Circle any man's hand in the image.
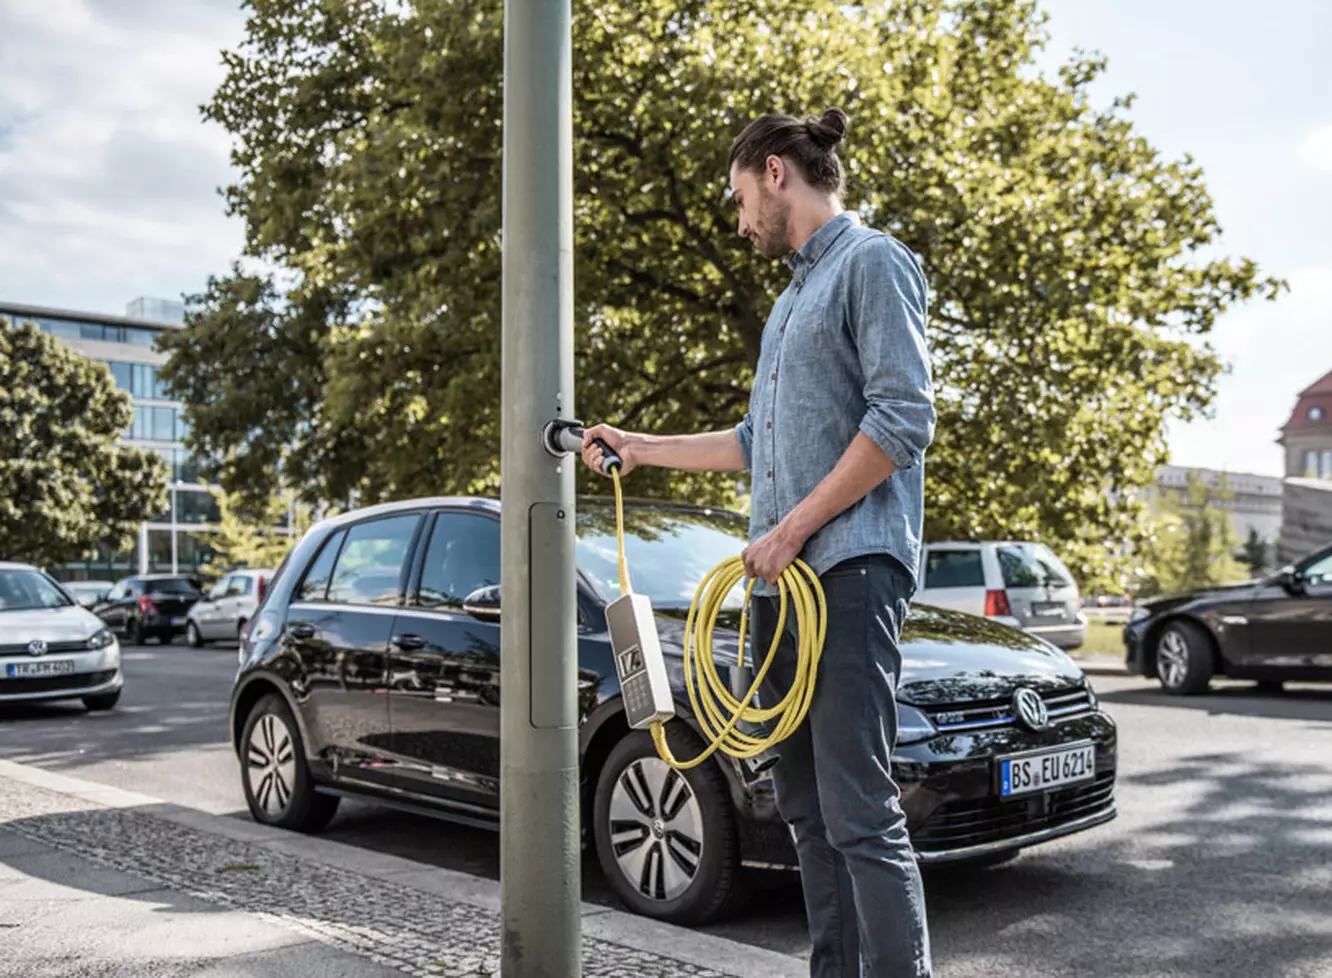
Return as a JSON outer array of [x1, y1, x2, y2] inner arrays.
[[581, 424, 639, 477], [741, 520, 809, 586]]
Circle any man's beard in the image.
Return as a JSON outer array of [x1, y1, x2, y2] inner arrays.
[[752, 189, 790, 259]]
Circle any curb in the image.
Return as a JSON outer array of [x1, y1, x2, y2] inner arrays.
[[0, 758, 805, 978]]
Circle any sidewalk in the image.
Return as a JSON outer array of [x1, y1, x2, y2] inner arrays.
[[0, 759, 804, 978]]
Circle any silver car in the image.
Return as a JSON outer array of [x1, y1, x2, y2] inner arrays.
[[916, 541, 1088, 649], [185, 569, 274, 647], [0, 562, 123, 710]]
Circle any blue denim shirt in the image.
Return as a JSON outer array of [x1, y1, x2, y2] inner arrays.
[[734, 211, 935, 595]]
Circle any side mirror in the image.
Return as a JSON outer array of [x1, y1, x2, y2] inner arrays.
[[462, 584, 501, 622], [1276, 566, 1301, 594]]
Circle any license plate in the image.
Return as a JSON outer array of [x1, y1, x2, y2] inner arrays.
[[1032, 602, 1065, 617], [5, 660, 75, 679], [999, 742, 1096, 797], [171, 616, 187, 626]]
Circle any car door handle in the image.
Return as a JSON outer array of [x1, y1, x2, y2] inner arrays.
[[392, 634, 426, 652], [288, 623, 315, 640]]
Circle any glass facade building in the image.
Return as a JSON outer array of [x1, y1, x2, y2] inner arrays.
[[1, 299, 220, 581]]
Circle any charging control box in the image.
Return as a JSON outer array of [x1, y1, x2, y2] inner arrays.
[[606, 593, 675, 729]]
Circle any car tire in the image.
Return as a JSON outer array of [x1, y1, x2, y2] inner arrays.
[[593, 728, 747, 926], [83, 690, 121, 712], [186, 622, 205, 648], [240, 693, 340, 832], [237, 619, 249, 642], [1155, 621, 1213, 695], [127, 618, 144, 647]]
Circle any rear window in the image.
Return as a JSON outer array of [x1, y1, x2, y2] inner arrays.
[[924, 549, 985, 589], [144, 578, 200, 595], [997, 544, 1074, 589]]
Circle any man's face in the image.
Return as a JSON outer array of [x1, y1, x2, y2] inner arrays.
[[730, 161, 790, 260]]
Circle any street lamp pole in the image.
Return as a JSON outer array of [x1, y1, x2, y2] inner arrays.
[[499, 0, 581, 971]]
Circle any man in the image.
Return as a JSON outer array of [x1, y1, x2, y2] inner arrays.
[[582, 107, 935, 978]]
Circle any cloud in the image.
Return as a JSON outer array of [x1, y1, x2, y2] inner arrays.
[[1299, 124, 1332, 173], [0, 0, 245, 315]]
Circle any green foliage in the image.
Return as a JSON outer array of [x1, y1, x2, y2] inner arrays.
[[1239, 527, 1269, 575], [0, 319, 169, 567], [1134, 473, 1249, 597], [163, 0, 1283, 584], [201, 487, 316, 580]]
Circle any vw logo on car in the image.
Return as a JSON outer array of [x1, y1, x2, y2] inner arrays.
[[27, 639, 48, 657], [1013, 687, 1049, 731]]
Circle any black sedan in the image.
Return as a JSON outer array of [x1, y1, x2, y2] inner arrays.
[[230, 496, 1117, 924], [1124, 542, 1332, 694], [92, 574, 204, 645]]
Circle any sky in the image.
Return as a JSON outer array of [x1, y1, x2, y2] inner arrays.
[[0, 0, 1329, 478]]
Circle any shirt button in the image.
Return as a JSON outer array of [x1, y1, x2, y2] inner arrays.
[[770, 372, 777, 381], [766, 471, 773, 479], [766, 421, 772, 429]]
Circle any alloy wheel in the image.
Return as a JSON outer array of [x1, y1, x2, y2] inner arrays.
[[246, 713, 297, 817], [608, 757, 705, 902], [1158, 630, 1190, 688]]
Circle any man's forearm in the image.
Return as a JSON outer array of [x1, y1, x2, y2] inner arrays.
[[627, 429, 747, 472], [783, 432, 897, 543]]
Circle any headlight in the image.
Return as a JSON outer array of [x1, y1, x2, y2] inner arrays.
[[1129, 607, 1151, 624], [1083, 677, 1099, 711], [896, 704, 938, 745], [87, 627, 115, 650]]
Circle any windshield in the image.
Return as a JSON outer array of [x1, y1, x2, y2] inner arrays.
[[576, 505, 750, 609], [146, 578, 201, 595], [0, 570, 74, 612], [997, 544, 1075, 589]]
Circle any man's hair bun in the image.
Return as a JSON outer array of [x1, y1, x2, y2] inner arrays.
[[806, 108, 849, 149]]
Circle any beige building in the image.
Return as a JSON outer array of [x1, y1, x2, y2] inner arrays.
[[1277, 368, 1332, 564], [1152, 464, 1283, 547]]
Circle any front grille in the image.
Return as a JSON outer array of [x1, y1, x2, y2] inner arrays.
[[924, 685, 1096, 733], [914, 770, 1115, 851], [0, 638, 93, 656], [0, 669, 117, 696]]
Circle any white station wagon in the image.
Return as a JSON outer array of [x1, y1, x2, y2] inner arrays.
[[0, 562, 123, 710]]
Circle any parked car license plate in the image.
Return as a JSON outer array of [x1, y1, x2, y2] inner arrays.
[[999, 742, 1096, 797], [171, 616, 187, 626], [1032, 602, 1065, 617], [5, 660, 75, 679]]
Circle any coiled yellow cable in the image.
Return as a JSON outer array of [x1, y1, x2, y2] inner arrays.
[[609, 468, 827, 771]]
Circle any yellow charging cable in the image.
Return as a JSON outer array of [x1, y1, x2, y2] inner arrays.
[[609, 467, 828, 771]]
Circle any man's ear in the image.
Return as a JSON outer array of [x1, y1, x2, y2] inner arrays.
[[765, 154, 785, 189]]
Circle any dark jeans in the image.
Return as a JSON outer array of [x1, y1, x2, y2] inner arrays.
[[754, 554, 932, 978]]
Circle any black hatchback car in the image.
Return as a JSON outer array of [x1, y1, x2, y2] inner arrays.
[[230, 497, 1118, 924], [93, 574, 204, 645], [1124, 541, 1332, 694]]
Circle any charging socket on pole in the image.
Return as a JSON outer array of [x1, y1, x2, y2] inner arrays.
[[605, 593, 675, 729]]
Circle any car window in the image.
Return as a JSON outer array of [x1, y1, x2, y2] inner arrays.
[[107, 581, 128, 601], [924, 549, 985, 589], [146, 578, 199, 595], [1303, 553, 1332, 589], [130, 580, 147, 597], [417, 512, 501, 610], [327, 515, 422, 606], [228, 576, 253, 597], [296, 530, 346, 603], [0, 569, 73, 611], [998, 544, 1074, 589], [209, 576, 232, 600]]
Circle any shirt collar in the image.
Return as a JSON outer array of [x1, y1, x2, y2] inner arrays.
[[787, 210, 858, 278]]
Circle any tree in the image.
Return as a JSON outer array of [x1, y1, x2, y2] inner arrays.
[[1239, 527, 1269, 576], [163, 0, 1283, 584], [1134, 473, 1248, 597], [198, 487, 317, 581], [0, 320, 169, 567]]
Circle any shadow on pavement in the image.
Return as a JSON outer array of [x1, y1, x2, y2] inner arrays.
[[1097, 682, 1332, 724]]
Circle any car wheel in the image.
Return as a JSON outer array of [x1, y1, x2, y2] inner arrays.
[[240, 693, 340, 832], [127, 618, 144, 647], [1155, 621, 1213, 695], [186, 622, 205, 648], [237, 619, 249, 642], [593, 728, 747, 925], [83, 690, 121, 712]]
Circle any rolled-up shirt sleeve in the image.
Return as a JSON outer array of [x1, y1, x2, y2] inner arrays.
[[734, 412, 754, 471], [848, 238, 936, 471]]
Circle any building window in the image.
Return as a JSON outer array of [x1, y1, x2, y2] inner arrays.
[[1312, 406, 1325, 422], [109, 361, 133, 391], [176, 488, 221, 525], [1323, 450, 1332, 481], [1308, 451, 1320, 478]]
